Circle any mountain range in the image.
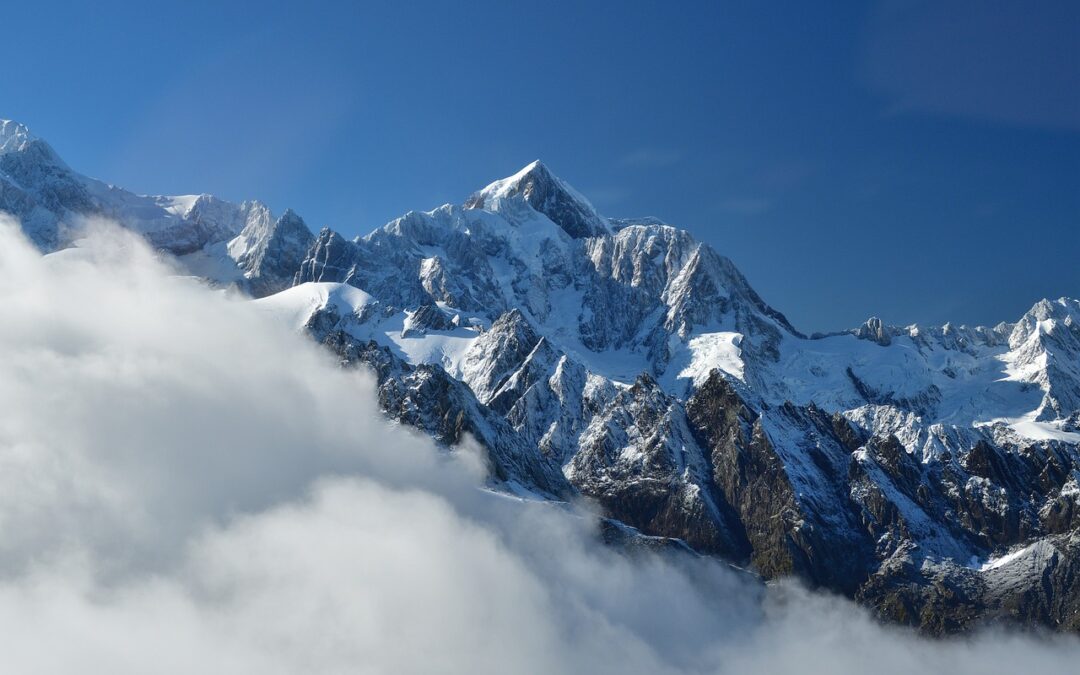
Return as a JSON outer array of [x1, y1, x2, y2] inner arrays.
[[4, 118, 1080, 634]]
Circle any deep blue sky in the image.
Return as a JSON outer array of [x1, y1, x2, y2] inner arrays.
[[2, 0, 1077, 332]]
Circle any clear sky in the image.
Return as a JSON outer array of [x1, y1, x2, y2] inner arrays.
[[1, 0, 1076, 333]]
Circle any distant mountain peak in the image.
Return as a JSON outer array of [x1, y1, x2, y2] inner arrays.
[[0, 118, 66, 169], [853, 316, 892, 346], [1023, 297, 1079, 321], [0, 119, 36, 154], [225, 205, 314, 297]]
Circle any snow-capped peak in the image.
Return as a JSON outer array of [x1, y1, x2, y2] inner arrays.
[[0, 120, 34, 154], [224, 205, 314, 297], [0, 118, 66, 168], [0, 119, 37, 154], [465, 160, 610, 238], [1008, 297, 1080, 352], [1001, 297, 1080, 420], [476, 159, 549, 197], [468, 159, 552, 201], [853, 316, 892, 346]]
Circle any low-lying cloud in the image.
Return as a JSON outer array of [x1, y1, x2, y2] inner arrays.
[[0, 215, 1077, 673]]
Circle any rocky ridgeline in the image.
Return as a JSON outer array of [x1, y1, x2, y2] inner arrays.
[[5, 118, 1080, 633]]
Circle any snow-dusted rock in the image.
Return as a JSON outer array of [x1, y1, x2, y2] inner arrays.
[[227, 208, 314, 297], [0, 118, 312, 289]]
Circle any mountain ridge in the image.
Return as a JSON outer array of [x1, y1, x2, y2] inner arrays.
[[5, 118, 1080, 634]]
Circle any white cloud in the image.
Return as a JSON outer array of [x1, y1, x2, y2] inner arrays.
[[0, 215, 1077, 673]]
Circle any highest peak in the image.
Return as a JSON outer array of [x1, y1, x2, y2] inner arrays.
[[465, 160, 609, 239], [516, 158, 550, 180], [498, 158, 554, 185], [466, 159, 558, 204]]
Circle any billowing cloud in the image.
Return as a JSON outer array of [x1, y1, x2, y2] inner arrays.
[[0, 215, 1077, 673]]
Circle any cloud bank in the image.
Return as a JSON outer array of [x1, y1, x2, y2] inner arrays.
[[0, 216, 1077, 673]]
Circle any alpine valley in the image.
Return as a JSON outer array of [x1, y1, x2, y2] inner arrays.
[[5, 119, 1080, 634]]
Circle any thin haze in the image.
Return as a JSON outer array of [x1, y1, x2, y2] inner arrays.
[[0, 0, 1076, 332], [0, 215, 1079, 672]]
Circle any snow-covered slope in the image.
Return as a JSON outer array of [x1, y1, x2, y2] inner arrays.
[[7, 117, 1080, 633]]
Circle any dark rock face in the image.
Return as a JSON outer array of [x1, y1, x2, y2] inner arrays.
[[853, 317, 892, 346], [295, 228, 365, 287], [568, 374, 750, 559], [400, 304, 455, 337], [687, 375, 873, 592], [858, 534, 1080, 634], [320, 326, 571, 499], [231, 208, 315, 297], [670, 369, 1080, 634]]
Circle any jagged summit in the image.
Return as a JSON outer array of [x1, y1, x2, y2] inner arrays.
[[1015, 296, 1080, 327], [226, 206, 314, 297], [0, 119, 36, 154], [1007, 297, 1080, 420], [853, 316, 892, 346], [465, 159, 550, 203], [465, 160, 609, 238], [0, 119, 66, 168]]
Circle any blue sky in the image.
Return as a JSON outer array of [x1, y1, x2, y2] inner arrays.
[[1, 0, 1076, 332]]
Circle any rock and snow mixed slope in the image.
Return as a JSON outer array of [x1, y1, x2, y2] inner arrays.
[[0, 120, 310, 296], [6, 118, 1080, 633]]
